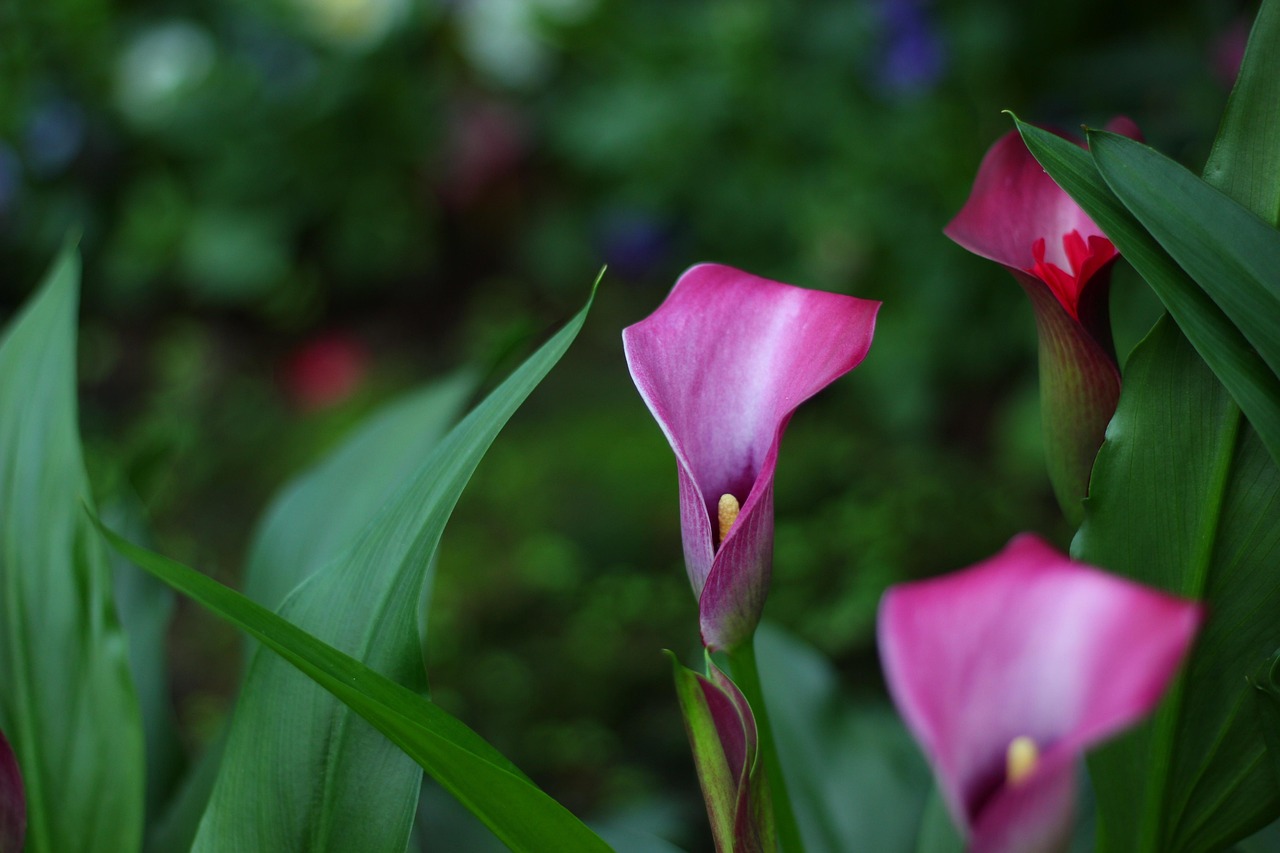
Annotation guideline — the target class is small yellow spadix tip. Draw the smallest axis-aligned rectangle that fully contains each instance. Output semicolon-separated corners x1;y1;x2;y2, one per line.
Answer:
717;494;741;545
1006;736;1040;787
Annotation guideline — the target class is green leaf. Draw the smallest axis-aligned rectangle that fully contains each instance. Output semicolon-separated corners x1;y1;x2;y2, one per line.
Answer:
1076;318;1280;852
93;521;614;853
1013;118;1280;469
1088;130;1280;384
152;375;475;851
0;246;145;852
242;373;474;613
668;652;739;851
754;624;930;853
194;285;598;851
1203;0;1280;225
102;498;186;822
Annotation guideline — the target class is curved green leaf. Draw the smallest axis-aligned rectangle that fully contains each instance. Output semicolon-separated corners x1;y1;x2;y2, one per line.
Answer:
1204;0;1280;225
0;247;145;852
195;286;598;851
1088;130;1280;381
1076;318;1280;852
94;521;614;853
1014;119;1280;469
242;373;474;613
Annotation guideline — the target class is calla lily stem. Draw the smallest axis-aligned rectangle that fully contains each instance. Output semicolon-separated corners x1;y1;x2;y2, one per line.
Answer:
726;637;805;853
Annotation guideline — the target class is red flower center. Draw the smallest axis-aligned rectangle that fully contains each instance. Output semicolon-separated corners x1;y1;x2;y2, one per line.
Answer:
1027;230;1117;320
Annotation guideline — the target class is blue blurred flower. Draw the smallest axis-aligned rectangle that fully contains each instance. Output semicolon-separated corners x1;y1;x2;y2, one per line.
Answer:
594;208;672;281
871;0;946;96
24;97;85;178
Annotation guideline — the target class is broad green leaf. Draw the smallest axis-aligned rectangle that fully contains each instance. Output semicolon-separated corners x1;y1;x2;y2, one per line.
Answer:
94;521;614;853
151;375;475;851
1203;0;1280;225
1076;318;1280;852
1014;119;1280;468
195;287;598;851
0;247;145;852
754;624;930;853
1088;130;1280;382
242;373;474;613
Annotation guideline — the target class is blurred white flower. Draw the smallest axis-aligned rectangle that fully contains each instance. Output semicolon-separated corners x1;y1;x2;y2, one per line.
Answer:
115;21;215;125
455;0;595;89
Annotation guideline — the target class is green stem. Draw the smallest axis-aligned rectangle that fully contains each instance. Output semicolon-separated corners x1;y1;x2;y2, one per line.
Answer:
727;637;805;853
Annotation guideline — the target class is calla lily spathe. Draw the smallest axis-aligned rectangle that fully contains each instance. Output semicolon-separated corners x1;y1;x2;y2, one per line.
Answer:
624;264;880;650
878;534;1202;853
669;653;774;853
945;119;1139;524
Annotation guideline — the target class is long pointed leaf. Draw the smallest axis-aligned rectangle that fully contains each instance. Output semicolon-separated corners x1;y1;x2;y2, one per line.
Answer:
1013;119;1280;468
196;285;598;850
94;520;614;853
1203;0;1280;224
0;247;145;852
242;373;474;613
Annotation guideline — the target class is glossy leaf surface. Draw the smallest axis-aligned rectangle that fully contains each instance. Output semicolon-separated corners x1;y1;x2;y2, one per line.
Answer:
1076;319;1280;852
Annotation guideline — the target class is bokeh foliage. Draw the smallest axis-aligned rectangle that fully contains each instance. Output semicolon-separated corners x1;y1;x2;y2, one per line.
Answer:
0;0;1255;846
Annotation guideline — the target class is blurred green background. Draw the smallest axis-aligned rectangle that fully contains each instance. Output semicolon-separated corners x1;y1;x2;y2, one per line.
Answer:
0;0;1256;845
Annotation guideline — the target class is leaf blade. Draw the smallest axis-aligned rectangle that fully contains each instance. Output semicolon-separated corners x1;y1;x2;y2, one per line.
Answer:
0;247;145;853
94;519;614;853
197;285;597;851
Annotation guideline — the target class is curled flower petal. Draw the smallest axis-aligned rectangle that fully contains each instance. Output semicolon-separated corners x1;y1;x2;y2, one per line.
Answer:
878;534;1202;853
669;653;774;853
625;264;879;650
945;119;1140;523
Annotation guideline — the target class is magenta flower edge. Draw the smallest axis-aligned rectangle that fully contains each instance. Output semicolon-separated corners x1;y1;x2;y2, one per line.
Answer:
878;533;1202;853
624;263;880;650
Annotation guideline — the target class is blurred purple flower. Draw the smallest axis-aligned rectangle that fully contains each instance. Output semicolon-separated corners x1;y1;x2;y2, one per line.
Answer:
879;534;1202;853
1211;17;1250;88
624;264;879;650
872;0;947;96
595;208;672;281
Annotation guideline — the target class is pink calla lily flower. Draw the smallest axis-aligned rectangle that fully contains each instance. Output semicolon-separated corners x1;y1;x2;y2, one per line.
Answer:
624;264;879;650
945;119;1140;524
878;534;1202;853
0;726;24;853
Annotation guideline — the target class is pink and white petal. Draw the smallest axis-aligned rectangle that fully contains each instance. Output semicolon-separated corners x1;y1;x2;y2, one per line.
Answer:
624;264;879;518
878;534;1200;832
971;752;1076;853
699;478;776;650
945;130;1103;273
